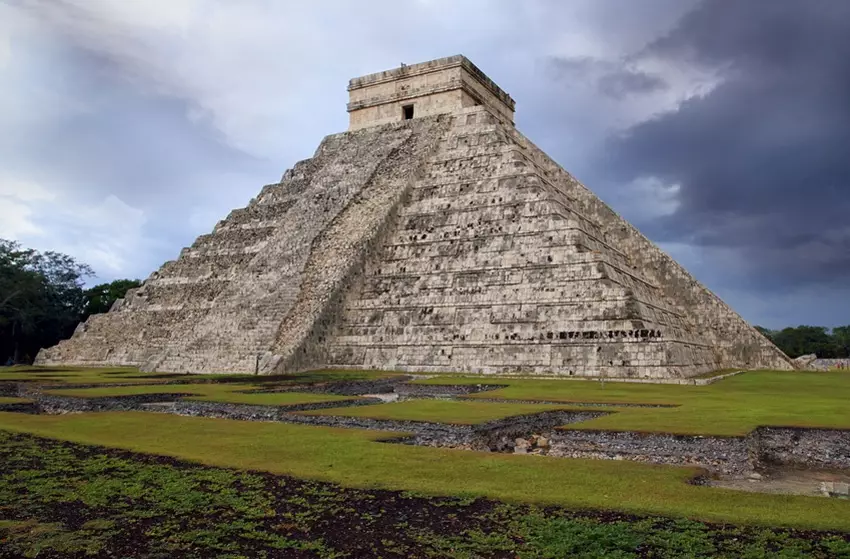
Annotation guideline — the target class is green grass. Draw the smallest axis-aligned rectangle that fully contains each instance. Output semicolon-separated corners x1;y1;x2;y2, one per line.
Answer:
46;383;355;406
413;370;850;436
0;396;30;404
304;399;603;424
0;366;187;385
0;365;397;386
0;411;848;531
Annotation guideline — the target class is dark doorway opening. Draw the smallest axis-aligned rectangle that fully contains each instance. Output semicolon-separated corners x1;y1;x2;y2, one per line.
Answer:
402;104;414;120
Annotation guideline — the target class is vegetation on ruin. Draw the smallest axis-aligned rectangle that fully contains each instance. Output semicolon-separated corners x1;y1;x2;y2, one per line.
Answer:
757;325;850;358
0;396;30;405
419;370;850;436
1;410;849;531
304;399;609;424
2;431;847;558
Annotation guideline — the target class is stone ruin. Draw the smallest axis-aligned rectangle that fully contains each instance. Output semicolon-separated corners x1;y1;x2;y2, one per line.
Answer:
37;55;793;379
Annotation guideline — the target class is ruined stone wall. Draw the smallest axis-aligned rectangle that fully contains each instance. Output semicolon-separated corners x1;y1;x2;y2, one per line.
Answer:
548;429;751;475
755;427;850;470
809;358;850;370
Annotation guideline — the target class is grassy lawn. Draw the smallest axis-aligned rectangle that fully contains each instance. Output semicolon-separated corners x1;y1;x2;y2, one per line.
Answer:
303;399;606;424
0;396;30;404
0;366;189;385
0;366;397;386
4;432;846;558
414;371;850;436
45;383;356;406
0;411;848;531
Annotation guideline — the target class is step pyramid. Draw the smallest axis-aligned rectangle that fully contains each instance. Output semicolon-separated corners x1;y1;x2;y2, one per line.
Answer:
37;55;793;379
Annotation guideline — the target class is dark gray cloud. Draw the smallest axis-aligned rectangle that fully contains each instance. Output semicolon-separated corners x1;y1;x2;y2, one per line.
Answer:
548;57;668;99
596;0;850;298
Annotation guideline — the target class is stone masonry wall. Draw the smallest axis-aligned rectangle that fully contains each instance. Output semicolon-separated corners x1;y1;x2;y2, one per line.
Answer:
38;120;442;373
323;106;789;378
508;129;792;373
266;116;451;373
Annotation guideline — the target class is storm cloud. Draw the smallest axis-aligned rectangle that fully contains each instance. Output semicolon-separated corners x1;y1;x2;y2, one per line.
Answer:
601;0;850;293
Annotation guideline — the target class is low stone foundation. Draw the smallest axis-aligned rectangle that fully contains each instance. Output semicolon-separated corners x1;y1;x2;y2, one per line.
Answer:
254;376;412;396
36;393;194;414
755;427;850;471
547;430;750;475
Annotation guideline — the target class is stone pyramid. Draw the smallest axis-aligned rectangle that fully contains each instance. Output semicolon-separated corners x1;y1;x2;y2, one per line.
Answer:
37;55;793;379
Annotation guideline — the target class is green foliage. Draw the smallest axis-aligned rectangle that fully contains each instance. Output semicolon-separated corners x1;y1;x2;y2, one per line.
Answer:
0;239;93;365
757;324;850;358
83;278;142;318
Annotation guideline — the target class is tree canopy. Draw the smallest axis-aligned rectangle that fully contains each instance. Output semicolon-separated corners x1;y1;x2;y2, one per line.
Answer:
83;279;142;318
757;325;850;359
0;239;139;365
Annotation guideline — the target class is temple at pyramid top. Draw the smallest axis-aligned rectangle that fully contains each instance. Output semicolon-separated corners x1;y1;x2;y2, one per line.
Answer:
347;55;516;130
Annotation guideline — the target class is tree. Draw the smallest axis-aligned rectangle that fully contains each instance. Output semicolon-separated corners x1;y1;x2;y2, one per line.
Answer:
754;326;775;339
83;279;141;319
0;239;93;364
771;326;838;359
832;326;850;358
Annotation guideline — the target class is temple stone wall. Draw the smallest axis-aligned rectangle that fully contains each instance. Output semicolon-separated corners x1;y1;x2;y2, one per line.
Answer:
348;55;515;130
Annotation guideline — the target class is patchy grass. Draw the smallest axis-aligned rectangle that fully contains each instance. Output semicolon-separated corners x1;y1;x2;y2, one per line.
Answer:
414;370;850;436
304;399;603;424
0;366;188;385
0;365;397;386
0;411;848;531
2;431;847;558
0;396;30;404
45;383;356;406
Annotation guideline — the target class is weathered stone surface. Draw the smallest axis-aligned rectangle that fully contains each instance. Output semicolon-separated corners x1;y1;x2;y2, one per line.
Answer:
808;358;850;370
37;56;792;378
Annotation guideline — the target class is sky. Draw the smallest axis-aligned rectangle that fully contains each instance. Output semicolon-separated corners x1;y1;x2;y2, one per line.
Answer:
1;0;848;329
